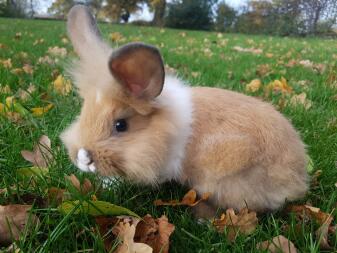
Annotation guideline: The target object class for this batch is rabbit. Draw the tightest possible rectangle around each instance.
[60,5,308,217]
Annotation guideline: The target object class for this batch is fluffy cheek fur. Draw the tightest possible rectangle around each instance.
[91,112,176,184]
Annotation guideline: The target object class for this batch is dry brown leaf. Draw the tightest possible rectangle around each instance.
[134,215,175,253]
[21,135,53,168]
[256,64,272,77]
[0,204,39,245]
[315,212,333,250]
[22,64,33,75]
[289,93,312,110]
[1,59,12,68]
[48,187,67,205]
[287,205,335,250]
[233,46,263,55]
[213,208,258,241]
[115,222,152,253]
[246,79,262,93]
[153,189,210,207]
[65,174,93,194]
[0,85,11,94]
[257,235,298,253]
[47,46,67,57]
[17,84,36,101]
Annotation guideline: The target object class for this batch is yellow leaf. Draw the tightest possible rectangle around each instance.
[246,79,262,92]
[110,32,124,42]
[265,77,292,94]
[31,103,53,117]
[53,75,72,95]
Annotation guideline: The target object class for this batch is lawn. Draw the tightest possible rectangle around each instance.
[0,17,337,252]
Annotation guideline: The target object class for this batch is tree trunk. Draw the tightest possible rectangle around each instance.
[152,0,166,26]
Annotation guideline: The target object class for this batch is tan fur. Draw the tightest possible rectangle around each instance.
[183,87,308,212]
[61,5,308,215]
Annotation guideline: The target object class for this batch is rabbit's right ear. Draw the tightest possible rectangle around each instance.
[67,5,106,59]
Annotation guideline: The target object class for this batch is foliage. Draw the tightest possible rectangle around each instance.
[166,0,215,30]
[215,1,236,32]
[0,0,37,18]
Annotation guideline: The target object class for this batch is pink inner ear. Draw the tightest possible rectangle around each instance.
[128,83,145,97]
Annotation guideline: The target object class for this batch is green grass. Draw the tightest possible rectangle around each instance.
[0,17,337,252]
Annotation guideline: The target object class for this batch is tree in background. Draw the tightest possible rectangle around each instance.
[166,0,217,30]
[48,0,75,18]
[0,0,38,17]
[103,0,146,22]
[215,1,236,32]
[148,0,166,26]
[301,0,337,35]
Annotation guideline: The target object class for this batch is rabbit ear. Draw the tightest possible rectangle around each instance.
[67,5,105,59]
[109,43,165,100]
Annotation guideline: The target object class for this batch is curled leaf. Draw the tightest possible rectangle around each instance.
[213,208,258,241]
[154,189,210,207]
[0,204,39,245]
[31,103,53,116]
[257,235,298,253]
[246,79,262,93]
[21,135,53,168]
[134,215,175,253]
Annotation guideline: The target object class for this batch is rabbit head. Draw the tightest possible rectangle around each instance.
[60,5,193,184]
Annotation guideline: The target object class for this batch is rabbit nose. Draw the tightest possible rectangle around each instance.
[76,148,96,172]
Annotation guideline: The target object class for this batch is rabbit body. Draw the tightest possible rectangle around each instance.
[61,5,308,213]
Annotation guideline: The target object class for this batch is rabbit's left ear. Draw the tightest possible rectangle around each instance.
[109,43,165,100]
[67,5,106,59]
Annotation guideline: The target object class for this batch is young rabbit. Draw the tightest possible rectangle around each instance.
[61,5,308,217]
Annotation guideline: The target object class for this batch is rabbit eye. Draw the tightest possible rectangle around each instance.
[114,119,128,132]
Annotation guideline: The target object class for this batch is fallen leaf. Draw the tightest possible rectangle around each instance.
[110,32,124,42]
[22,64,33,75]
[256,64,272,77]
[47,46,67,57]
[257,235,298,253]
[0,204,39,246]
[1,58,12,68]
[265,77,292,95]
[246,79,262,92]
[154,189,210,207]
[213,208,258,241]
[287,205,335,249]
[16,166,49,178]
[115,222,153,253]
[289,93,312,110]
[65,174,93,194]
[134,215,175,253]
[59,200,139,217]
[48,187,66,205]
[31,103,54,116]
[315,212,334,250]
[233,46,263,54]
[21,135,53,168]
[17,84,36,101]
[53,74,72,95]
[38,55,55,65]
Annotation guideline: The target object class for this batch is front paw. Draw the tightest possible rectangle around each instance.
[76,148,96,172]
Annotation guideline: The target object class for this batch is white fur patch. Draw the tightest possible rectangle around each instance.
[156,75,193,181]
[77,148,96,172]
